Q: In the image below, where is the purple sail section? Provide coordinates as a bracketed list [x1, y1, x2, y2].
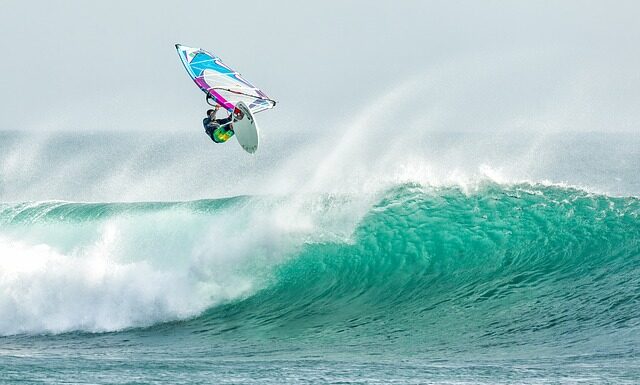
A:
[194, 77, 234, 111]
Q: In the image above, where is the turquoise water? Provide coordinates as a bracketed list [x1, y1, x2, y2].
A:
[1, 183, 639, 383]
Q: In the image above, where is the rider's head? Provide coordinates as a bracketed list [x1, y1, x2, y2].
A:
[206, 109, 214, 116]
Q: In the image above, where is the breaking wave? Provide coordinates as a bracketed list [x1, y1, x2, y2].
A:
[1, 183, 639, 355]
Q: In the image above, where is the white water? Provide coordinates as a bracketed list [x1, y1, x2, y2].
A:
[0, 195, 370, 336]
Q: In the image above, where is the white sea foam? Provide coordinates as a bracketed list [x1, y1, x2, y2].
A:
[0, 194, 369, 336]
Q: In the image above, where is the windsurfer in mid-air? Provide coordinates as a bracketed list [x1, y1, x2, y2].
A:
[176, 44, 274, 152]
[203, 105, 235, 143]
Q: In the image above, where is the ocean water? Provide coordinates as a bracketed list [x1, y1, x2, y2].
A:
[1, 132, 639, 384]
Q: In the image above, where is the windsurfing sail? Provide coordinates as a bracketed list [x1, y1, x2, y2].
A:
[175, 44, 276, 114]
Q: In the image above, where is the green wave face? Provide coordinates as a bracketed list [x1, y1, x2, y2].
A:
[1, 184, 639, 358]
[193, 184, 640, 355]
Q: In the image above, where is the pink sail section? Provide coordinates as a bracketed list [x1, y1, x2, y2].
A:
[194, 77, 235, 111]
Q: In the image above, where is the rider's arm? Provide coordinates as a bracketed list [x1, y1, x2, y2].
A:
[210, 105, 220, 120]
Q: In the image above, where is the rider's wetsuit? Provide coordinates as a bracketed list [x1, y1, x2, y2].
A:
[203, 110, 234, 143]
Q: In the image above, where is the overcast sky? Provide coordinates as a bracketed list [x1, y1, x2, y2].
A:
[1, 0, 639, 135]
